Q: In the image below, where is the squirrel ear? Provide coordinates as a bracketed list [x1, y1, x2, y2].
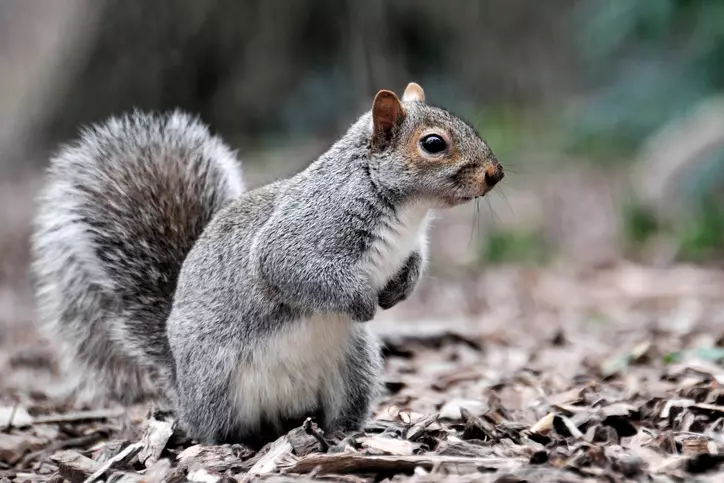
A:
[371, 90, 406, 151]
[402, 82, 425, 103]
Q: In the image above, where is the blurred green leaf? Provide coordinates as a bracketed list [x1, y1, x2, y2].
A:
[679, 195, 724, 261]
[622, 199, 660, 248]
[663, 347, 724, 364]
[481, 230, 549, 265]
[474, 106, 532, 160]
[662, 351, 681, 364]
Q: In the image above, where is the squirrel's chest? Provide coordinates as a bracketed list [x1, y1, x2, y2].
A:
[365, 203, 430, 289]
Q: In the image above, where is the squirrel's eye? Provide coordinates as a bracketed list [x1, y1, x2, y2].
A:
[420, 134, 447, 154]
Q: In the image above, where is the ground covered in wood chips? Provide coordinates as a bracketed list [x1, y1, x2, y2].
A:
[3, 263, 724, 482]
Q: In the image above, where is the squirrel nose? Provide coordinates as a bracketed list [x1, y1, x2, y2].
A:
[484, 163, 504, 188]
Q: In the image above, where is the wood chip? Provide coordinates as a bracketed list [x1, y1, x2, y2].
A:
[137, 417, 175, 468]
[405, 413, 439, 442]
[530, 413, 555, 435]
[437, 438, 495, 458]
[82, 442, 143, 483]
[187, 466, 223, 483]
[439, 399, 487, 420]
[50, 450, 100, 483]
[143, 458, 172, 483]
[177, 444, 242, 473]
[244, 435, 294, 481]
[460, 408, 496, 441]
[358, 436, 420, 456]
[0, 433, 48, 465]
[552, 414, 584, 439]
[660, 399, 696, 419]
[690, 403, 724, 417]
[682, 438, 713, 456]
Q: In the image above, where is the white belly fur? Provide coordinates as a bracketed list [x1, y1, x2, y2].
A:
[232, 314, 355, 430]
[232, 202, 431, 430]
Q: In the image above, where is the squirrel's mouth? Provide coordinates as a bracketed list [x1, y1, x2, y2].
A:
[443, 187, 495, 207]
[442, 195, 474, 207]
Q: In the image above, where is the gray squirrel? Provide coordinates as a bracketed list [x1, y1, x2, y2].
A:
[30, 82, 503, 446]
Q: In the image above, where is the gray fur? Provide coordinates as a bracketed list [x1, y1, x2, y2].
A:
[31, 87, 501, 446]
[30, 110, 244, 404]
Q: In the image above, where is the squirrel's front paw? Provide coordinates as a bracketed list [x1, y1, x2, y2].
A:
[378, 288, 407, 310]
[348, 293, 377, 322]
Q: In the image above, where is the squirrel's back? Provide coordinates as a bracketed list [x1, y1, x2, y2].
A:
[30, 110, 244, 404]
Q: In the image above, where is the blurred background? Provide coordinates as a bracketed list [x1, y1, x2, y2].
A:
[2, 0, 724, 374]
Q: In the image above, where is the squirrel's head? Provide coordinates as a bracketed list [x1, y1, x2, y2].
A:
[367, 82, 503, 208]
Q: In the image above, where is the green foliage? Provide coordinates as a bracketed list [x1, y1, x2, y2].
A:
[678, 144, 724, 208]
[474, 105, 572, 166]
[622, 201, 659, 247]
[619, 191, 724, 263]
[480, 229, 549, 265]
[679, 195, 724, 261]
[473, 107, 531, 160]
[576, 1, 724, 261]
[676, 146, 724, 260]
[572, 0, 724, 160]
[620, 199, 662, 257]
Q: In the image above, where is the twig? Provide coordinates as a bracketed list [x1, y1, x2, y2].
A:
[302, 417, 329, 453]
[281, 453, 527, 476]
[33, 408, 125, 425]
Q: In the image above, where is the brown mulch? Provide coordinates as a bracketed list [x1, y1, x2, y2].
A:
[3, 263, 724, 482]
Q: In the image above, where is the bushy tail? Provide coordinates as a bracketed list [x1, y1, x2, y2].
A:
[30, 110, 244, 405]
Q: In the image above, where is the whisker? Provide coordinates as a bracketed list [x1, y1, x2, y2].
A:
[467, 198, 480, 248]
[495, 188, 514, 215]
[500, 164, 525, 175]
[468, 202, 477, 248]
[485, 197, 500, 224]
[466, 196, 487, 250]
[495, 180, 521, 193]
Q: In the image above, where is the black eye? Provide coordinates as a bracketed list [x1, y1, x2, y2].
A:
[420, 134, 447, 154]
